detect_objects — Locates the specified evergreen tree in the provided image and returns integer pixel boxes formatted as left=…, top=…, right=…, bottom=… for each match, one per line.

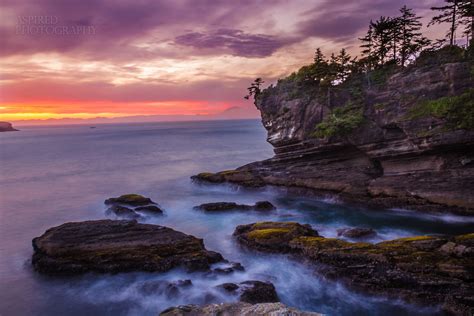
left=314, top=48, right=326, bottom=65
left=244, top=78, right=264, bottom=100
left=429, top=0, right=464, bottom=46
left=371, top=16, right=395, bottom=65
left=459, top=0, right=473, bottom=45
left=335, top=48, right=352, bottom=81
left=398, top=6, right=431, bottom=66
left=312, top=48, right=330, bottom=83
left=359, top=22, right=378, bottom=69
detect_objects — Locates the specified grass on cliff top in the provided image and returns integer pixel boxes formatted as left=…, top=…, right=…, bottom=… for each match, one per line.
left=407, top=89, right=474, bottom=130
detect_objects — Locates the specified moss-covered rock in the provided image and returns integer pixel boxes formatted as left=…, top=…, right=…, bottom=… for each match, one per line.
left=234, top=221, right=474, bottom=315
left=105, top=194, right=156, bottom=206
left=234, top=222, right=318, bottom=252
left=32, top=220, right=224, bottom=275
left=191, top=169, right=265, bottom=187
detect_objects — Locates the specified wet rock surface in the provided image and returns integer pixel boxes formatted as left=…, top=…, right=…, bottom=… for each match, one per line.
left=105, top=194, right=163, bottom=218
left=210, top=261, right=245, bottom=275
left=135, top=205, right=164, bottom=214
left=216, top=280, right=279, bottom=304
left=105, top=194, right=157, bottom=206
left=233, top=222, right=319, bottom=252
left=32, top=220, right=224, bottom=275
left=234, top=222, right=474, bottom=315
left=107, top=205, right=141, bottom=219
left=337, top=227, right=377, bottom=239
left=159, top=302, right=321, bottom=316
left=194, top=201, right=275, bottom=212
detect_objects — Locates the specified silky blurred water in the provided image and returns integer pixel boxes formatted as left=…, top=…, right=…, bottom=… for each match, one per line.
left=1, top=120, right=472, bottom=316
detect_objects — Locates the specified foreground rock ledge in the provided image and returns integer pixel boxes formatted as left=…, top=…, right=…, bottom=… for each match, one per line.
left=160, top=302, right=321, bottom=316
left=32, top=220, right=223, bottom=275
left=234, top=222, right=474, bottom=316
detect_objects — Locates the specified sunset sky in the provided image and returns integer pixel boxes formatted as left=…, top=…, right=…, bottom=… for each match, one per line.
left=0, top=0, right=447, bottom=124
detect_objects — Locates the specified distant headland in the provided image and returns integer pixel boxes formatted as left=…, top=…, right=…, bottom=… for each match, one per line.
left=0, top=122, right=19, bottom=132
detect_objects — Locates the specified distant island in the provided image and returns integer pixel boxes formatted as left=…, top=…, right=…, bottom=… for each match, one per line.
left=0, top=122, right=18, bottom=132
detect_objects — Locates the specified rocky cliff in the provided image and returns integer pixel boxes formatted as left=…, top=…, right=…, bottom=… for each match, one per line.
left=194, top=48, right=474, bottom=215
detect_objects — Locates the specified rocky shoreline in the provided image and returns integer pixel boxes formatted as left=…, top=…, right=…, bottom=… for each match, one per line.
left=233, top=222, right=474, bottom=315
left=31, top=191, right=474, bottom=315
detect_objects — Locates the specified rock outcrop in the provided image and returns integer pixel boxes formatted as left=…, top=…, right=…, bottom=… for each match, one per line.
left=337, top=227, right=377, bottom=239
left=0, top=121, right=18, bottom=132
left=160, top=302, right=321, bottom=316
left=193, top=53, right=474, bottom=215
left=105, top=194, right=163, bottom=218
left=194, top=201, right=275, bottom=212
left=216, top=280, right=279, bottom=304
left=233, top=222, right=474, bottom=315
left=32, top=220, right=223, bottom=275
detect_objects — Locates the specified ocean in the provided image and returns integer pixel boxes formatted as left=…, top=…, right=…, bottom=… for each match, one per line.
left=1, top=120, right=472, bottom=315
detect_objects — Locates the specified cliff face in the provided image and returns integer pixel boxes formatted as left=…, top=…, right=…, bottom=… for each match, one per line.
left=194, top=56, right=474, bottom=215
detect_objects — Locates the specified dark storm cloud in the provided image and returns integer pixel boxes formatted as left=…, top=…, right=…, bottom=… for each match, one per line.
left=175, top=28, right=294, bottom=58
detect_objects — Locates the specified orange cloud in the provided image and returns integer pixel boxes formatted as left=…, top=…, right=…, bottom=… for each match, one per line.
left=0, top=100, right=231, bottom=122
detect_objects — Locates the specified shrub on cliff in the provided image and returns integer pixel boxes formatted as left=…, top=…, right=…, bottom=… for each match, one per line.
left=312, top=106, right=365, bottom=138
left=407, top=88, right=474, bottom=130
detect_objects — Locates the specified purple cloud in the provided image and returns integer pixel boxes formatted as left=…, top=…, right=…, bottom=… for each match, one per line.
left=175, top=28, right=292, bottom=58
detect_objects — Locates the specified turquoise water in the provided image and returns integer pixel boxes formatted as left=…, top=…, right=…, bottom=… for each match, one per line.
left=1, top=120, right=472, bottom=315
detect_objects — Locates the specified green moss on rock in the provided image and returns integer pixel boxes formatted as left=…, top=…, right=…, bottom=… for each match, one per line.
left=407, top=89, right=474, bottom=130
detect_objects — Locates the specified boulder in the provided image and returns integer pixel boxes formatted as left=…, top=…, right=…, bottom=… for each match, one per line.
left=238, top=281, right=279, bottom=304
left=254, top=201, right=276, bottom=211
left=160, top=302, right=321, bottom=316
left=234, top=222, right=474, bottom=315
left=135, top=205, right=164, bottom=215
left=107, top=205, right=140, bottom=219
left=211, top=261, right=244, bottom=275
left=233, top=222, right=318, bottom=252
left=32, top=220, right=224, bottom=275
left=336, top=227, right=377, bottom=239
left=216, top=280, right=279, bottom=304
left=105, top=194, right=156, bottom=206
left=194, top=201, right=275, bottom=212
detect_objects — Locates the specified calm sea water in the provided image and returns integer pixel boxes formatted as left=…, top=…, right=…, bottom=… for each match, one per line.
left=1, top=120, right=473, bottom=316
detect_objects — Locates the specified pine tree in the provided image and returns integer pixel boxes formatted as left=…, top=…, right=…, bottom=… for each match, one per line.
left=336, top=48, right=352, bottom=81
left=244, top=78, right=264, bottom=100
left=398, top=6, right=431, bottom=66
left=314, top=48, right=325, bottom=65
left=429, top=0, right=464, bottom=46
left=312, top=48, right=330, bottom=83
left=371, top=17, right=395, bottom=65
left=459, top=0, right=473, bottom=45
left=359, top=20, right=378, bottom=70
